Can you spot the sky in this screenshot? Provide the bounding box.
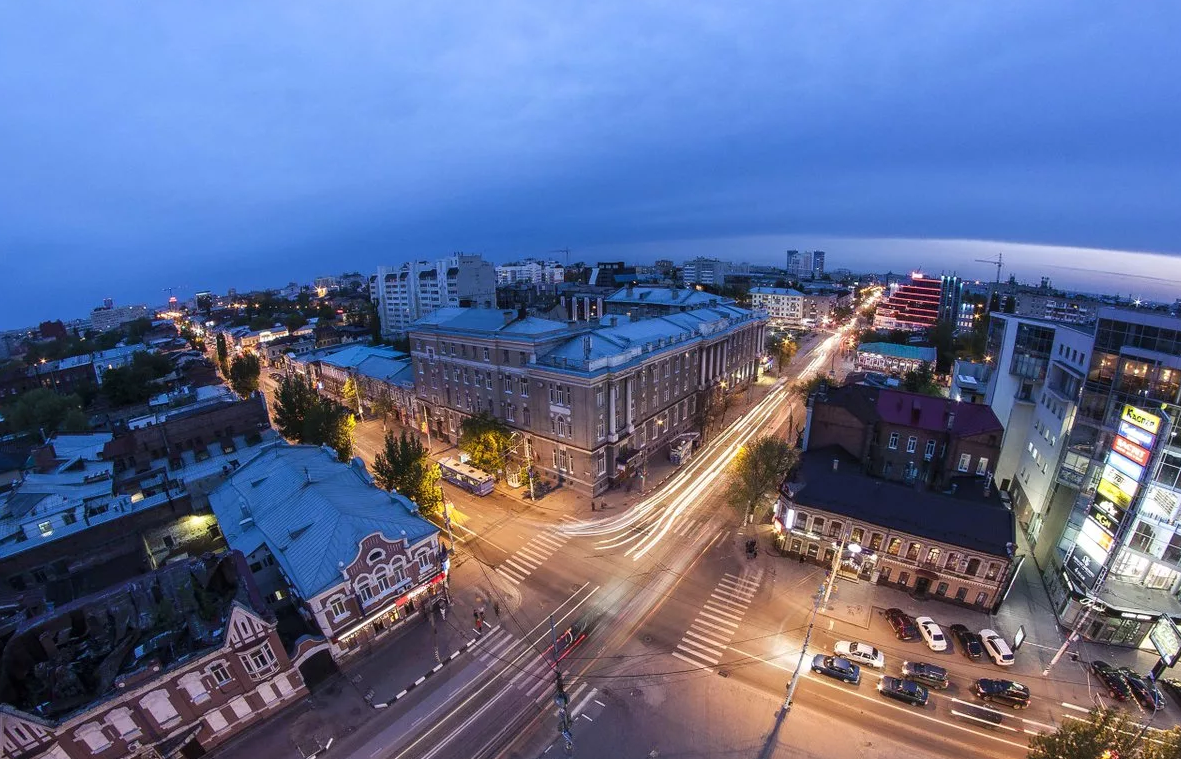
[1,2,1179,328]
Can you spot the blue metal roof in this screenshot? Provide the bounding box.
[857,342,936,361]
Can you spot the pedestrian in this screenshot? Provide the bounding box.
[493,600,500,617]
[590,501,595,512]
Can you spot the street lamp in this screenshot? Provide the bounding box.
[821,533,861,610]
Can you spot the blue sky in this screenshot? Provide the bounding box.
[1,3,1179,328]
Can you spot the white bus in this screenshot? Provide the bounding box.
[438,456,495,496]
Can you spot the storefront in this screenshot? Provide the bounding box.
[1046,565,1181,650]
[336,572,448,653]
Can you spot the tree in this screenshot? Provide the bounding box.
[372,431,444,515]
[370,394,394,428]
[215,333,229,375]
[790,373,828,403]
[770,336,798,376]
[901,362,943,397]
[273,375,356,461]
[1027,707,1181,759]
[1,389,88,437]
[458,412,514,475]
[341,377,362,415]
[228,353,261,399]
[726,435,799,522]
[100,352,174,406]
[929,319,957,374]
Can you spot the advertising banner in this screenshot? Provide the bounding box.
[1112,435,1151,467]
[1119,420,1156,449]
[1107,450,1146,481]
[1122,405,1162,435]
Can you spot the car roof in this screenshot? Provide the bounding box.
[907,661,947,675]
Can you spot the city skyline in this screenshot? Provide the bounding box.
[2,3,1179,328]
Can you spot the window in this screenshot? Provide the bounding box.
[976,457,989,475]
[376,571,391,594]
[888,432,899,450]
[483,347,489,361]
[974,592,987,606]
[955,587,968,602]
[1130,522,1155,552]
[811,517,825,534]
[393,565,406,584]
[485,372,492,389]
[851,527,864,545]
[418,552,431,570]
[985,562,1001,581]
[596,419,605,439]
[966,558,981,575]
[886,537,902,556]
[37,521,53,537]
[957,453,971,472]
[520,378,529,397]
[925,547,941,567]
[924,440,935,460]
[596,386,605,408]
[595,451,607,476]
[898,571,910,587]
[367,549,386,564]
[879,567,891,582]
[1146,563,1179,590]
[828,521,842,538]
[246,643,276,673]
[210,662,232,686]
[358,584,374,603]
[906,436,917,454]
[935,582,948,597]
[523,407,531,426]
[906,542,921,561]
[869,533,883,551]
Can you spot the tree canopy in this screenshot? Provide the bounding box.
[215,333,229,375]
[372,430,443,516]
[901,362,944,397]
[1027,707,1181,759]
[228,353,261,399]
[1,388,89,437]
[769,335,798,375]
[273,375,356,462]
[790,372,828,402]
[458,412,514,476]
[100,352,174,406]
[726,435,798,522]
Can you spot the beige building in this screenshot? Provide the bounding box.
[409,301,767,496]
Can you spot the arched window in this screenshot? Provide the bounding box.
[367,549,386,564]
[375,566,391,593]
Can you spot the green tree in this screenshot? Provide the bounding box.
[1027,707,1181,759]
[341,377,362,415]
[370,394,393,428]
[726,435,798,522]
[929,319,957,374]
[901,362,943,397]
[372,431,444,515]
[228,353,261,399]
[458,412,514,475]
[215,333,229,375]
[284,313,308,333]
[124,317,154,343]
[273,375,355,461]
[770,336,798,376]
[790,372,828,403]
[1,389,88,437]
[100,352,174,406]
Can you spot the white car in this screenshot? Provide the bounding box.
[915,616,947,652]
[980,629,1015,666]
[834,640,885,669]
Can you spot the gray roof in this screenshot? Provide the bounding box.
[208,444,438,598]
[412,308,571,337]
[751,287,805,296]
[605,286,732,307]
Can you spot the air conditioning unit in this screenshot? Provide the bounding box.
[126,741,142,752]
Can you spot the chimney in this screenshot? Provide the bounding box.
[517,306,527,320]
[832,459,839,473]
[304,467,311,484]
[504,310,517,326]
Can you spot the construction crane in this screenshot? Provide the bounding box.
[549,248,572,267]
[975,253,1003,285]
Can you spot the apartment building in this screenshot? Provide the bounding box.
[495,259,566,286]
[370,254,496,338]
[785,250,825,280]
[775,448,1016,611]
[1035,308,1181,646]
[209,445,444,660]
[682,258,742,286]
[982,313,1095,546]
[0,552,307,759]
[89,302,149,333]
[408,302,767,496]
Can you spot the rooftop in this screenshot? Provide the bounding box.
[787,448,1014,557]
[857,342,937,361]
[606,286,733,307]
[750,287,805,297]
[208,445,438,598]
[412,307,573,338]
[815,383,1004,437]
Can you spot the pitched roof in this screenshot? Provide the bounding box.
[788,448,1014,557]
[875,388,1003,436]
[208,444,438,598]
[605,286,732,307]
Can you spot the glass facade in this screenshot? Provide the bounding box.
[1010,323,1055,381]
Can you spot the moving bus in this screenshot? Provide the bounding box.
[438,456,495,496]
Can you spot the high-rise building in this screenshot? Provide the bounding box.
[810,250,825,279]
[1032,307,1181,646]
[370,254,496,338]
[872,272,943,332]
[495,259,566,286]
[682,257,732,285]
[939,275,965,326]
[89,301,149,333]
[785,250,826,280]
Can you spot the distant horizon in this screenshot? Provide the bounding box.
[6,235,1177,332]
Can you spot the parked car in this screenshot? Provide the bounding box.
[950,624,984,661]
[1120,668,1166,711]
[901,661,949,690]
[812,654,861,684]
[1160,678,1181,707]
[974,679,1031,709]
[885,608,920,641]
[878,676,929,706]
[916,617,948,652]
[834,641,886,670]
[980,629,1015,666]
[1090,661,1131,701]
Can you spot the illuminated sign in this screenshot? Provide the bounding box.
[1099,465,1139,500]
[1122,404,1162,435]
[1112,435,1151,467]
[1119,420,1156,448]
[1086,504,1119,536]
[1080,518,1114,553]
[1107,451,1145,481]
[1144,485,1181,523]
[1066,546,1101,587]
[1150,616,1181,668]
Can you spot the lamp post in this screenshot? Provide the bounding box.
[821,532,861,611]
[416,397,433,454]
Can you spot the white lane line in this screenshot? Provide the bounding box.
[685,627,730,647]
[697,610,740,629]
[715,580,756,601]
[1062,701,1090,713]
[1022,718,1055,731]
[571,687,598,719]
[672,651,712,669]
[708,592,749,613]
[701,602,745,622]
[500,561,531,578]
[691,616,737,636]
[676,645,719,665]
[496,565,525,582]
[678,637,723,658]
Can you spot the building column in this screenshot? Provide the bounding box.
[626,375,635,431]
[608,382,618,437]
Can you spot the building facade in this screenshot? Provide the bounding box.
[89,303,149,334]
[371,254,497,338]
[408,302,767,496]
[873,272,944,332]
[681,258,734,286]
[0,553,307,759]
[855,342,936,376]
[209,445,445,660]
[495,260,566,286]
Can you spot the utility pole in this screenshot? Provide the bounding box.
[782,583,825,716]
[1043,595,1104,677]
[524,436,536,502]
[550,615,574,753]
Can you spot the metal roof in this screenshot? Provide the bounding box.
[857,342,937,361]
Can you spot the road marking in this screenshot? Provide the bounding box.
[715,579,756,600]
[707,592,748,612]
[506,555,539,571]
[697,610,739,630]
[496,566,525,584]
[678,637,722,658]
[517,545,549,563]
[533,533,566,550]
[701,602,745,622]
[675,646,719,665]
[685,627,730,647]
[571,687,598,719]
[1062,701,1090,713]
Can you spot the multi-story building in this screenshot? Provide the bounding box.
[872,272,944,332]
[1035,308,1181,646]
[775,448,1016,611]
[0,552,307,759]
[785,250,825,281]
[682,258,734,286]
[31,345,147,395]
[89,302,149,333]
[408,303,767,496]
[209,445,444,660]
[982,313,1095,545]
[751,287,804,326]
[604,286,734,320]
[803,383,1003,490]
[495,260,566,287]
[855,342,936,376]
[370,254,496,338]
[289,343,417,423]
[939,274,965,326]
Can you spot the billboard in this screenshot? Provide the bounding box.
[1149,616,1181,668]
[1122,405,1162,435]
[1112,435,1151,467]
[1119,420,1156,449]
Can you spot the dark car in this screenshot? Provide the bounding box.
[878,676,929,706]
[950,624,984,661]
[885,608,920,641]
[546,615,595,666]
[1160,678,1181,707]
[902,661,949,690]
[974,679,1031,710]
[1120,668,1166,711]
[1090,661,1131,701]
[812,654,861,684]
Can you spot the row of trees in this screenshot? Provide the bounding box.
[272,375,356,462]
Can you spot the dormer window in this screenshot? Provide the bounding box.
[367,549,386,564]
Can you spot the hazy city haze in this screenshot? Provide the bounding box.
[1,2,1179,326]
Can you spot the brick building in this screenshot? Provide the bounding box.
[0,552,307,759]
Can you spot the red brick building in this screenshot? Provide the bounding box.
[803,383,1003,489]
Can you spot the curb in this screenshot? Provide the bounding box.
[370,624,501,708]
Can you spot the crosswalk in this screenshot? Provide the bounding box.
[496,532,568,585]
[672,568,764,670]
[472,626,597,714]
[669,516,711,541]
